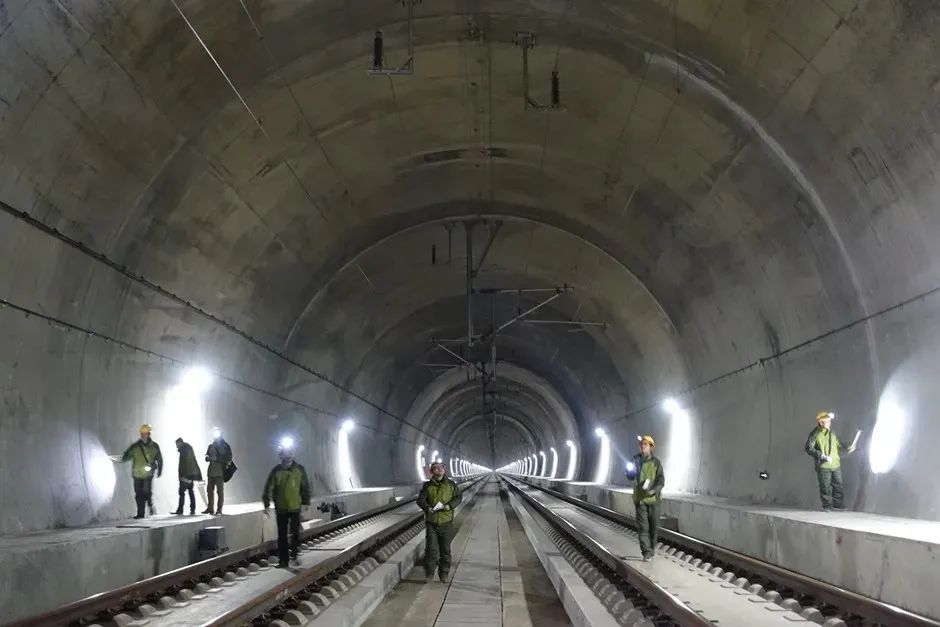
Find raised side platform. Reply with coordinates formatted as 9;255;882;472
527;478;940;620
0;485;419;623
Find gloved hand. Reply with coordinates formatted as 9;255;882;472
263;506;271;518
431;501;445;512
109;454;123;462
642;479;652;491
820;455;832;463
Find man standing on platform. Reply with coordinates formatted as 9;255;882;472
263;437;311;568
204;427;232;515
417;461;462;582
625;435;665;561
172;437;203;515
805;411;858;511
116;424;163;519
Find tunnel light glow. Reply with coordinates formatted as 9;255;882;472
531;454;538;475
662;397;681;414
869;393;907;474
337;421;356;489
663;401;693;490
415;445;426;481
550;447;558;479
87;445;117;504
565;440;578;481
180;365;213;392
341;418;355;433
593;429;611;484
211;427;222;439
451;457;458;476
280;436;295;450
430;451;439;468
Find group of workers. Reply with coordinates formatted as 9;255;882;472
115;424;310;568
114;424;235;519
620;408;859;561
112;408;855;574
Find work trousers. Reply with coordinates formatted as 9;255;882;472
207;476;224;513
816;466;844;509
276;511;301;566
424;521;455;578
635;500;661;558
133;477;154;518
177;480;196;513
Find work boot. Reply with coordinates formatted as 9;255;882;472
438;571;449;583
215;509;223;516
172;508;183;516
190;509;196;516
424;570;433;583
201;507;212;514
133;514;145;519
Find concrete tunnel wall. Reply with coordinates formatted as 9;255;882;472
3;0;940;535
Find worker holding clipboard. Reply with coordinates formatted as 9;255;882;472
804;411;861;511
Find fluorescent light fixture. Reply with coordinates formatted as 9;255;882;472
415;445;426;481
180;365;213;392
594;429;611;484
550;447;558;479
539;451;547;477
337;419;356;489
341;418;354;432
663;397;681;414
565;440;578;481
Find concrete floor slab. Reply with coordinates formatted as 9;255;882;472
0;487;419;622
530;478;940;620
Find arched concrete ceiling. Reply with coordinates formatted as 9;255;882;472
4;0;940;527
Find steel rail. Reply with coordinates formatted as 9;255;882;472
201;511;422;626
501;477;712;627
518;478;940;627
7;479;481;627
204;475;488;626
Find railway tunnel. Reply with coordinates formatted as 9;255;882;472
2;1;940;625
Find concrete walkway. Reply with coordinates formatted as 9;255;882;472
363;479;570;626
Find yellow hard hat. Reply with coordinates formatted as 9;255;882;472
637;434;656;447
139;423;153;434
816;411;834;423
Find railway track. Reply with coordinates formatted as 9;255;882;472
7;477;485;627
503;476;940;627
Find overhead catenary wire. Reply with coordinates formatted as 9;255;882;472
0;295;425;446
605;273;940;427
0;198;454;451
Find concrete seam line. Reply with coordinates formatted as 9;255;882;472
0;199;453;448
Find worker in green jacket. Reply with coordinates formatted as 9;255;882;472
172;438;203;516
624;435;665;561
263;437;311;568
417;461;462;582
805;411;856;511
118;424;163;519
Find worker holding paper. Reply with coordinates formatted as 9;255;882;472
805;411;860;511
417;461;462;582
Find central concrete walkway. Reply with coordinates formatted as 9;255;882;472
363;479;570;627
